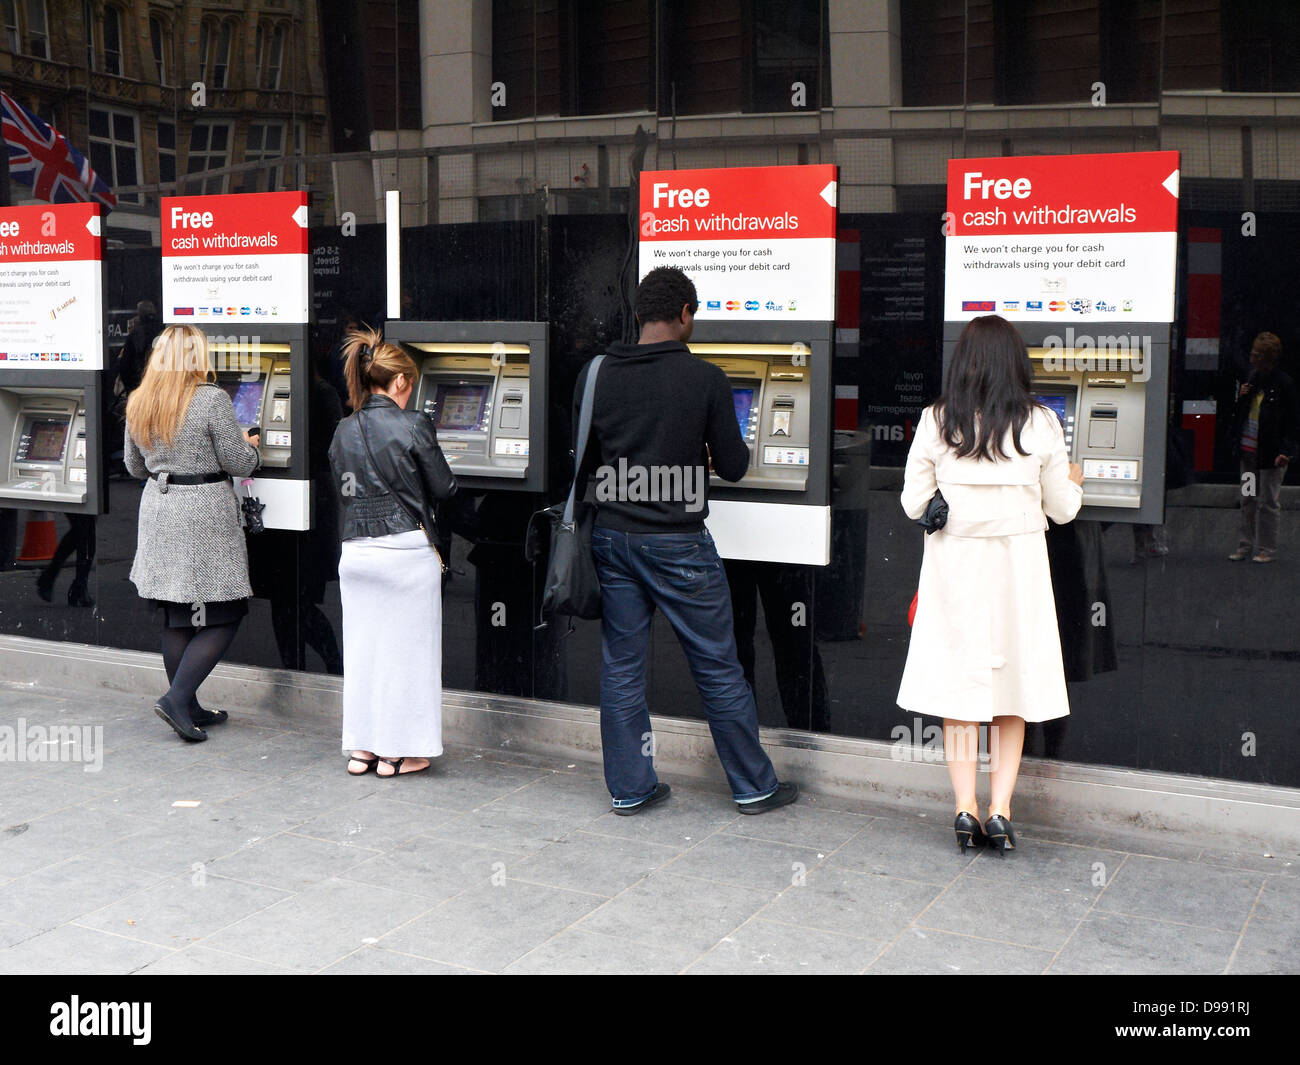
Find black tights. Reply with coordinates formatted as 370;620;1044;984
161;621;241;712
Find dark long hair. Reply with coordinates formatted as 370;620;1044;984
934;315;1036;461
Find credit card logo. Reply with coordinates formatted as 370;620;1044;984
744;300;760;311
173;307;193;316
1026;300;1043;311
706;300;721;310
1002;300;1020;311
725;300;741;311
962;300;995;312
1048;300;1066;312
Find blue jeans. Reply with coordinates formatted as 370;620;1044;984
591;525;780;806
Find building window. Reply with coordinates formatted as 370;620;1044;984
1224;0;1300;92
750;0;826;111
199;20;234;89
256;22;285;89
102;6;123;76
150;15;169;84
244;122;284;191
3;1;19;53
24;0;47;58
157;120;176;186
186;122;230;194
88;106;140;204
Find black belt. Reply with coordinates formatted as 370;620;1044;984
150;471;228;485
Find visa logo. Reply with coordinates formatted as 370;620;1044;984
1026;300;1043;311
706;300;721;310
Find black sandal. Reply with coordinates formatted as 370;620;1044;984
347;754;379;775
377;757;429;778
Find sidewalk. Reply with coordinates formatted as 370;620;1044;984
0;680;1296;975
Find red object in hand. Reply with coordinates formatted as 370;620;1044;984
908;591;918;627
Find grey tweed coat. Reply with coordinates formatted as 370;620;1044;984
124;383;260;603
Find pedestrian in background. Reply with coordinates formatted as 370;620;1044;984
898;315;1083;853
1229;331;1298;563
329;327;457;778
124;325;261;742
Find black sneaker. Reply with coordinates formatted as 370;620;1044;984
738;781;799;815
613;782;671;816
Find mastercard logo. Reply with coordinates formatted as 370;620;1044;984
725;300;741;311
1049;300;1066;312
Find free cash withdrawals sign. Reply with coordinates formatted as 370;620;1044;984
0;202;103;370
944;150;1180;323
637;164;838;321
161;191;309;325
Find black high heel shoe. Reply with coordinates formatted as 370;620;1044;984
984;814;1017;855
954;811;986;852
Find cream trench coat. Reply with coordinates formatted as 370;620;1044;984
896;404;1083;723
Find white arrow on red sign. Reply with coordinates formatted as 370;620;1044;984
1162;169;1179;198
292;204;309;228
819;181;837;208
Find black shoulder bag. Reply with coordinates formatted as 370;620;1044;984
356;410;449;575
525;354;606;627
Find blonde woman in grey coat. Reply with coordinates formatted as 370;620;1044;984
125;325;261;742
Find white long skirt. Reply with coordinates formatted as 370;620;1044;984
897;529;1070;723
339;529;444;757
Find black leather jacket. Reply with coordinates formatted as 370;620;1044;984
328;394;457;542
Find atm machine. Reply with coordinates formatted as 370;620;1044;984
383;321;548;493
942;322;1170;523
0;370;105;515
687;320;834;565
206;333;310;527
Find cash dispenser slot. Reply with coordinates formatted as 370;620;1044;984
411;344;532;478
0;390;88;504
211;343;294;468
1029;348;1143;509
689;343;812;492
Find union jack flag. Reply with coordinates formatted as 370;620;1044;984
2;91;117;210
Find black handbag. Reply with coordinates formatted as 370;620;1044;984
239;478;266;535
914;489;948;535
526;354;606;626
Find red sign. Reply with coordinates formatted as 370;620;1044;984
160;191;310;324
0;202;100;263
162;191;308;256
639;164;837;242
946;151;1179;237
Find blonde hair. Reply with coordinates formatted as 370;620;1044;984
341;325;418;411
125;325;215;449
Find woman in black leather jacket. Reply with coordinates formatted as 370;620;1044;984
328;327;457;778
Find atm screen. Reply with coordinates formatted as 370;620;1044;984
1034;392;1070;428
220;379;265;426
25;419;69;463
435;383;489;431
732;388;755;434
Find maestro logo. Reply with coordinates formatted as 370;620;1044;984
962;300;996;312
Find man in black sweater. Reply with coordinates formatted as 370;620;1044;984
573;266;797;815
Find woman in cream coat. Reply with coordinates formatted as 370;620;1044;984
898;315;1083;853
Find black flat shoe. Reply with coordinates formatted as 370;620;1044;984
738;781;799;815
955;811;986;852
984;814;1017;855
153;696;207;743
190;704;228;726
613;782;671;816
